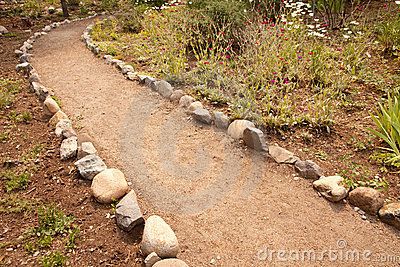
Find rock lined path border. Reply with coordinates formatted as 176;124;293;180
16;15;189;267
83;19;400;232
19;16;400;266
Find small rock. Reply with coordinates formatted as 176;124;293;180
153;259;188;267
170;90;184;102
141;215;179;258
43;96;60;115
28;72;40;83
121;65;134;74
14;50;24;57
30;82;49;101
16;62;32;73
152;80;173;98
192;108;212;124
126;72;137;81
268;145;299;164
313;176;348;202
77;142;97;159
179;95;195;108
115;190;144;231
348;187;384;215
111;59;123;65
19;53;32;63
60;136;78;160
91;168;129;204
188;101;203;113
47;6;55;14
242;127;268;152
379;202;400;230
213;111;229;129
43;25;51;32
294;160;323;180
227;120;255;140
361;215;367;220
104;55;113;64
74;154;107;180
0;25;8;34
55;119;73;138
49;110;69;127
144;252;161;267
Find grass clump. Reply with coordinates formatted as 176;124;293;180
0;195;39;213
41;251;67;267
1;170;30;192
0;78;21;109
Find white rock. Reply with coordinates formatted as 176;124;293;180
0;25;8;34
60;136;78;160
153;259;188;267
144;252;161;267
75;154;107;180
91;168;129;204
227;120;255;140
268;145;299;164
141;215;179;258
43;96;60;115
55;119;73;138
49;110;69;127
78;142;97;159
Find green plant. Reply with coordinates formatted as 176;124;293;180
342;175;389;191
35;206;74;237
65;226;80;250
376;15;400;55
369;90;400;167
0;79;21;109
0;131;9;142
41;251;66;267
8;111;33;123
0;195;38;213
2;171;30;192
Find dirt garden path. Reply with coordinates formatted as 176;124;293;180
31;19;400;266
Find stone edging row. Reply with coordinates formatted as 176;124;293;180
82;19;400;232
15;15;189;267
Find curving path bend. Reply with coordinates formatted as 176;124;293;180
31;19;400;266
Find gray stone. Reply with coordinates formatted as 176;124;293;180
144;252;161;267
227;120;255;140
313;176;348;202
91;168;129;204
111;59;123;66
126;72;137;81
0;25;8;34
22;42;33;50
49;110;69;127
192;108;212;124
43;96;60;115
19;53;32;63
348;187;385;215
153;259;189;267
16;62;32;73
152;80;173;98
242;127;268;152
179;95;195;108
74;154;107;180
170;90;184;102
28;72;40;83
34;32;42;38
30;82;49;101
104;55;113;64
60;136;78;160
115;190;144;231
141;215;179;258
14;50;24;57
77;142;97;159
213;111;229;129
379;203;400;230
268;145;299;164
188;101;203;113
55;119;73;138
294;160;323;180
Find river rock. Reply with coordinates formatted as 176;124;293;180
179;95;195;108
55;119;73;138
213;111;229;129
60;136;78;160
348;187;384;215
242;127;268;152
49;110;69;127
192;108;212;124
77;142;97;159
294;160;323;180
153;259;189;267
91;168;129;204
379;203;400;230
74;154;107;180
144;252;161;267
227;120;255;140
115;190;144;231
152;80;173;98
170;90;184;102
43;96;60;115
141;215;179;258
188;101;203;113
313;176;348;202
268;145;298;164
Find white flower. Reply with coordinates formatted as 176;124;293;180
294;25;300;29
343;34;350;39
309;12;314;16
350;21;359;25
307;25;315;29
396;1;400;4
